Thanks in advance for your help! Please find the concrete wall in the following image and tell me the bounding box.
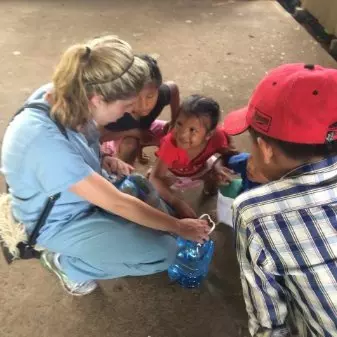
[302,0,337,35]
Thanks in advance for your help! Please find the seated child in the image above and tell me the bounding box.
[100,54,179,165]
[227,152,268,192]
[150,95,235,219]
[217,153,268,226]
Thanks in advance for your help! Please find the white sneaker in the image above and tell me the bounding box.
[40,251,98,296]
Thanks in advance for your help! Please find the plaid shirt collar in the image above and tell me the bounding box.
[283,154,337,179]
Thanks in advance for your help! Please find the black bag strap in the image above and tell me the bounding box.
[2,101,69,263]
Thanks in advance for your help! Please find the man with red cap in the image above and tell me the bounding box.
[223,63,337,337]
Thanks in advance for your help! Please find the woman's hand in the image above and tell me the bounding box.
[102,155,134,176]
[177,218,210,243]
[173,200,198,219]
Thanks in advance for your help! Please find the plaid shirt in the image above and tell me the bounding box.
[233,155,337,337]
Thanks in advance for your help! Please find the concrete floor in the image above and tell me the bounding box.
[0,1,336,337]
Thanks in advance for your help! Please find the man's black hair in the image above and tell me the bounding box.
[179,95,220,131]
[249,127,337,161]
[136,54,162,88]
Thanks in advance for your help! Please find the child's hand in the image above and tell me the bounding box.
[173,199,198,219]
[246,157,269,183]
[214,165,235,185]
[102,155,134,177]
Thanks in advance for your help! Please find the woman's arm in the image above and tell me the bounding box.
[149,159,197,219]
[70,172,207,241]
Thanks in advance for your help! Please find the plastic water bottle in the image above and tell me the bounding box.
[168,214,215,288]
[116,175,142,198]
[111,174,170,213]
[109,174,145,199]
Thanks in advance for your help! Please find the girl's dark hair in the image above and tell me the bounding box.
[179,95,220,131]
[136,54,162,87]
[249,127,337,161]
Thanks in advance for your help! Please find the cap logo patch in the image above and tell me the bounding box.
[252,108,272,133]
[326,122,337,143]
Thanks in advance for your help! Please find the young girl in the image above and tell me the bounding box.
[150,95,235,219]
[100,54,179,165]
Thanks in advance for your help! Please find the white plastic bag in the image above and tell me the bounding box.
[216,190,234,228]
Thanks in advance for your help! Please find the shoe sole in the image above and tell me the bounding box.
[40,253,97,297]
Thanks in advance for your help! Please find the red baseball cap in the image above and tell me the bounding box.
[223,63,337,144]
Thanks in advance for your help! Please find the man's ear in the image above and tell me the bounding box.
[257,137,274,165]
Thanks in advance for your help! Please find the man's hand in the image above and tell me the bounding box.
[102,155,134,177]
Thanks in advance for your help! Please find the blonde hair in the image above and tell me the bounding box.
[51,35,149,129]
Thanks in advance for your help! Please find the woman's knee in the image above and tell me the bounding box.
[127,233,177,275]
[41,211,178,276]
[156,233,177,265]
[81,231,176,277]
